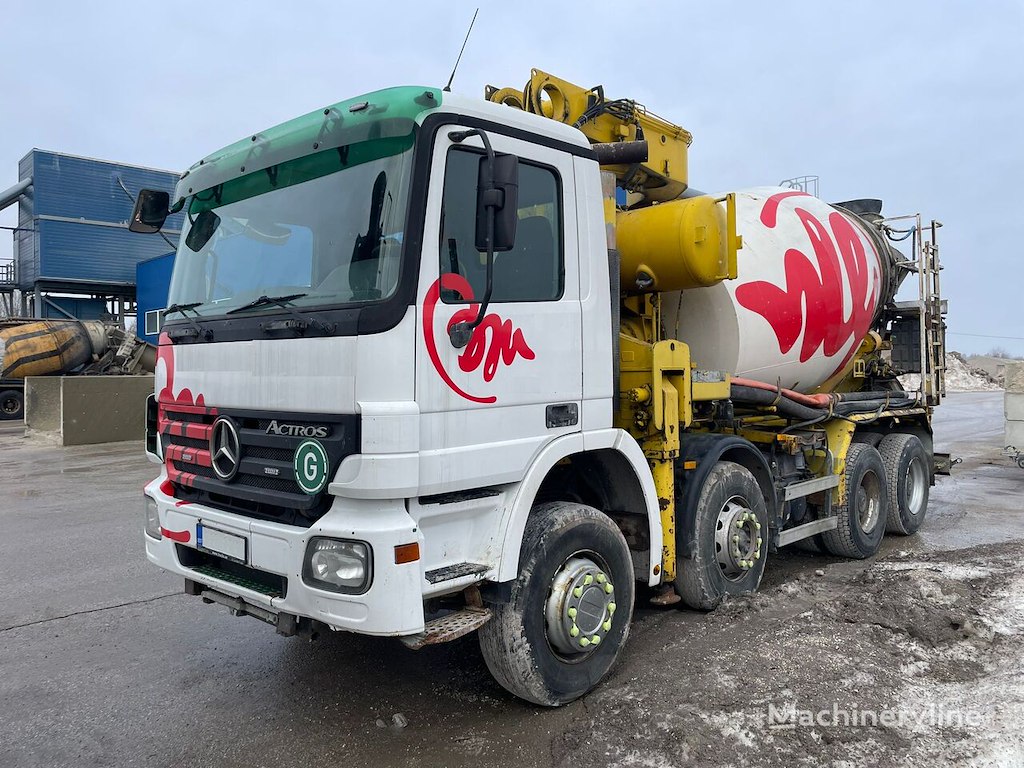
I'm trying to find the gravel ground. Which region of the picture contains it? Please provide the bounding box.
[561,542,1024,767]
[1,392,1021,768]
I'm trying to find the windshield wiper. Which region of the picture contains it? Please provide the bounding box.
[164,302,212,340]
[226,293,335,334]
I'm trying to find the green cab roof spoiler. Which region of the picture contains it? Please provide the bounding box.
[172,86,442,209]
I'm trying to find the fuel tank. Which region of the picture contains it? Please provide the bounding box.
[660,187,901,393]
[0,320,108,379]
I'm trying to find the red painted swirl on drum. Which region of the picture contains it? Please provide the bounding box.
[737,196,880,378]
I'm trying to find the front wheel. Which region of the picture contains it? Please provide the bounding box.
[478,501,635,706]
[676,461,769,610]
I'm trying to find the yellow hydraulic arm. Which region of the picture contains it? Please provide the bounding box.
[486,69,693,201]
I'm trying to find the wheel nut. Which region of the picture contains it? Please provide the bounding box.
[608,602,616,614]
[567,607,578,619]
[579,637,590,647]
[604,583,613,594]
[573,587,583,598]
[584,574,593,586]
[602,619,612,631]
[591,636,601,646]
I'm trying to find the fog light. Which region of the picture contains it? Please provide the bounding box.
[302,538,371,594]
[144,497,161,539]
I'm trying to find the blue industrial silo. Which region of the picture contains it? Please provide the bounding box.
[7,150,182,319]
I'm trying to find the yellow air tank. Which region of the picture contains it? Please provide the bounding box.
[0,320,107,379]
[616,194,740,293]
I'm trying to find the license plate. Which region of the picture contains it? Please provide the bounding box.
[196,523,247,564]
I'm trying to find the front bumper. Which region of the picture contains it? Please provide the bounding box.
[144,477,426,636]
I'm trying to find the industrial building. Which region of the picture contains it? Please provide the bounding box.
[0,149,181,329]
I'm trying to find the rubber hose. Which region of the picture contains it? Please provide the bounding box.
[834,390,912,402]
[730,385,824,422]
[834,398,916,416]
[730,377,832,408]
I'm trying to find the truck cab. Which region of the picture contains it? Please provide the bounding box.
[142,87,657,703]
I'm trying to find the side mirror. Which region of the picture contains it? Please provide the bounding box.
[129,189,171,234]
[475,153,518,252]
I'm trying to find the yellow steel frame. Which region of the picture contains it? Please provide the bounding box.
[616,292,730,581]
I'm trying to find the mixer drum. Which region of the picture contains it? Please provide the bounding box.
[0,320,107,379]
[663,187,888,393]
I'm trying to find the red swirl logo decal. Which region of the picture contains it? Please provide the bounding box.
[735,192,880,378]
[156,332,205,407]
[423,274,535,404]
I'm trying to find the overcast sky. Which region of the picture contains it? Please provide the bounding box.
[2,0,1022,355]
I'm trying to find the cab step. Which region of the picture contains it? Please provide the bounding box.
[424,562,490,584]
[400,607,492,649]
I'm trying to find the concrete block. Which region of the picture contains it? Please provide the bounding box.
[1006,392,1024,422]
[24,375,153,446]
[60,376,154,446]
[25,377,62,433]
[1006,419,1024,450]
[1006,363,1024,394]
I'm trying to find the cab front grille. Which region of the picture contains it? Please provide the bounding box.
[160,405,359,526]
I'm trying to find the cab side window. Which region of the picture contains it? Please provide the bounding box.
[440,147,562,303]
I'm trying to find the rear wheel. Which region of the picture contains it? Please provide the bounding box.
[0,389,23,421]
[821,443,887,558]
[676,461,768,610]
[478,501,634,706]
[878,433,930,535]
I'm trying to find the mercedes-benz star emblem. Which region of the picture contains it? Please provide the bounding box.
[210,417,241,481]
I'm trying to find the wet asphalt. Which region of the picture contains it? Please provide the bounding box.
[0,392,1018,768]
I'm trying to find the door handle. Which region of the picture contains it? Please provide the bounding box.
[546,403,579,429]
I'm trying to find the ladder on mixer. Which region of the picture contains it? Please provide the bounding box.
[884,214,946,406]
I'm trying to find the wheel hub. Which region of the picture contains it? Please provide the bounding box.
[857,471,881,532]
[904,457,926,516]
[714,498,763,581]
[545,556,616,655]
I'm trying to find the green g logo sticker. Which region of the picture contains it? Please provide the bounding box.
[294,439,329,495]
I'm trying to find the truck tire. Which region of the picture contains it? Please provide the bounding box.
[676,461,768,610]
[821,443,887,558]
[0,389,23,421]
[878,433,930,535]
[852,431,884,448]
[478,501,634,707]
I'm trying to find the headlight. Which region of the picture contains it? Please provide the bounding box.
[302,538,371,594]
[144,497,161,539]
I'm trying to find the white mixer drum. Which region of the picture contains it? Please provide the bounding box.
[663,187,885,392]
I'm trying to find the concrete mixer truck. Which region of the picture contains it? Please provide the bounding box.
[132,69,947,705]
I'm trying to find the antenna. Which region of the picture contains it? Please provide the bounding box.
[443,8,479,93]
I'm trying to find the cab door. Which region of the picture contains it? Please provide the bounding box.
[415,127,582,495]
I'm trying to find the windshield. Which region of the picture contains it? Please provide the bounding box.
[167,136,413,318]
